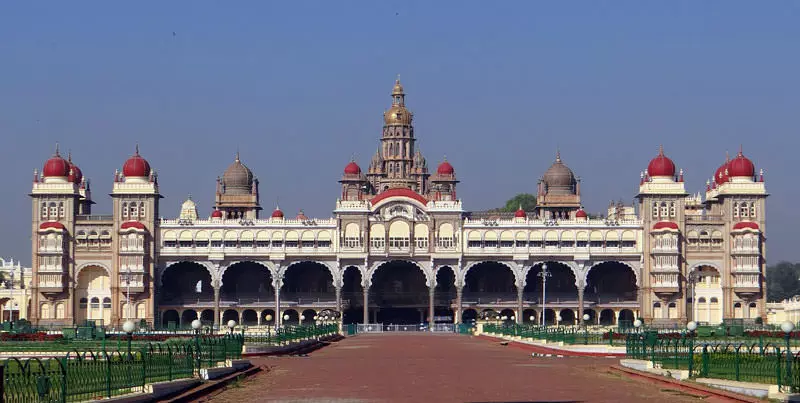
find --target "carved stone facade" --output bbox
[27,80,768,329]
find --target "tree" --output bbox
[495,193,537,212]
[766,262,800,302]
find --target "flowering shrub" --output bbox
[601,332,626,340]
[745,330,800,338]
[0,332,63,342]
[105,334,194,342]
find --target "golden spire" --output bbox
[392,75,404,96]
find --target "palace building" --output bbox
[28,79,768,329]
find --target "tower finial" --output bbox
[396,73,401,83]
[739,144,743,156]
[67,149,72,162]
[658,144,664,156]
[235,149,240,162]
[556,148,561,162]
[187,193,192,200]
[135,143,140,156]
[350,153,356,162]
[54,142,60,157]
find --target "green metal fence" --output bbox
[482,323,628,346]
[243,324,338,346]
[1,334,244,403]
[625,333,800,392]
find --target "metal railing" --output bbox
[625,334,800,392]
[1,334,243,403]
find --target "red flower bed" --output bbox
[745,330,800,338]
[0,332,64,342]
[601,332,627,340]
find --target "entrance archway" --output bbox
[434,266,456,323]
[221,262,273,304]
[464,262,517,304]
[342,266,363,324]
[160,262,213,305]
[689,265,723,324]
[75,265,111,326]
[370,261,428,324]
[586,262,638,303]
[282,262,335,304]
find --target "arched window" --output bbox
[55,303,65,319]
[660,202,668,217]
[122,202,128,218]
[58,202,65,218]
[41,202,48,219]
[733,202,739,217]
[102,297,111,309]
[49,202,57,218]
[740,202,749,218]
[90,297,100,309]
[652,202,659,218]
[669,202,676,217]
[79,298,88,309]
[139,202,146,218]
[750,204,756,218]
[40,303,51,319]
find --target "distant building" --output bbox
[0,257,31,321]
[27,79,768,329]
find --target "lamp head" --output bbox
[122,320,136,334]
[191,319,202,330]
[686,321,698,331]
[227,320,236,329]
[781,321,795,333]
[300,315,305,321]
[633,319,642,328]
[283,314,289,320]
[264,314,273,321]
[583,314,590,321]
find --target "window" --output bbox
[652,202,659,218]
[41,202,48,219]
[740,202,749,218]
[49,202,57,218]
[139,202,146,218]
[90,297,100,309]
[669,202,676,217]
[58,202,65,218]
[749,204,756,218]
[122,202,128,218]
[102,297,111,309]
[660,202,668,218]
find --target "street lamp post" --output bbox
[687,271,699,323]
[6,267,15,322]
[538,264,551,326]
[582,313,590,344]
[782,321,795,392]
[686,321,697,374]
[191,319,202,370]
[122,320,135,356]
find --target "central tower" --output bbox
[366,78,429,194]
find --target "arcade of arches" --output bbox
[157,260,641,328]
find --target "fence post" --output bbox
[687,338,694,377]
[168,347,173,382]
[106,354,112,398]
[701,345,709,378]
[734,346,740,381]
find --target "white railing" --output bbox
[357,324,383,333]
[463,218,642,227]
[160,217,338,226]
[431,323,455,333]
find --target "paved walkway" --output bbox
[202,334,715,403]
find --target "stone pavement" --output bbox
[199,333,722,403]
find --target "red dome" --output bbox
[371,188,428,206]
[296,210,308,220]
[67,154,83,183]
[514,207,526,218]
[576,209,588,218]
[437,160,455,175]
[42,149,70,177]
[733,221,759,230]
[653,221,679,230]
[122,147,151,178]
[211,210,223,218]
[647,146,676,177]
[271,208,284,218]
[344,161,361,175]
[120,221,146,230]
[39,221,65,230]
[714,161,730,184]
[728,151,755,178]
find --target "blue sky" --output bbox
[1,1,798,263]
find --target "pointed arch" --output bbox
[367,260,431,289]
[587,260,640,287]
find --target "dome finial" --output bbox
[187,193,192,200]
[739,144,743,156]
[67,149,72,162]
[235,147,240,162]
[658,144,664,156]
[54,142,60,157]
[556,149,561,163]
[396,73,401,83]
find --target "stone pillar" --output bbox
[363,288,369,325]
[428,286,435,328]
[273,279,282,328]
[454,287,463,324]
[577,286,585,325]
[516,287,524,325]
[335,286,342,315]
[213,284,221,329]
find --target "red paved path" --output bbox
[202,334,717,403]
